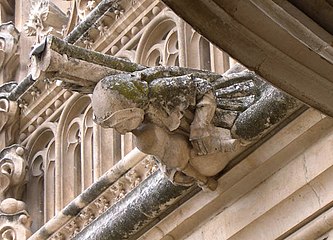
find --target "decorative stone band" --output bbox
[29,148,148,240]
[48,156,159,240]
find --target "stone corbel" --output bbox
[0,22,20,84]
[0,145,31,240]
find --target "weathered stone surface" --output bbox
[231,84,303,143]
[29,35,304,191]
[73,170,191,240]
[64,0,120,44]
[9,2,331,240]
[91,63,302,189]
[161,0,333,117]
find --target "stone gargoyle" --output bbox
[0,145,28,201]
[30,36,302,190]
[91,64,260,190]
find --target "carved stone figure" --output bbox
[0,145,28,201]
[30,36,301,190]
[91,64,262,190]
[0,198,32,240]
[24,0,68,44]
[0,145,31,240]
[0,22,20,84]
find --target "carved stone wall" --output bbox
[16,0,233,234]
[2,0,332,239]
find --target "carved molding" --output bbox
[97,1,167,55]
[135,9,179,66]
[0,22,20,84]
[24,0,68,44]
[18,85,72,144]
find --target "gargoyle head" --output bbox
[92,73,148,134]
[0,145,28,201]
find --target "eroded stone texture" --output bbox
[231,84,302,144]
[90,64,301,190]
[73,170,192,240]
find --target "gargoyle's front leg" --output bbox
[190,91,216,155]
[190,91,240,155]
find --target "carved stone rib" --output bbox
[72,171,192,240]
[45,36,146,72]
[7,75,33,101]
[64,0,120,44]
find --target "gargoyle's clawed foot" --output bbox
[199,178,218,191]
[172,171,196,186]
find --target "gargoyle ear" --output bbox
[0,99,9,112]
